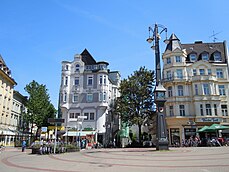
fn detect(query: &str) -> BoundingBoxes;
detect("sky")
[1,0,229,108]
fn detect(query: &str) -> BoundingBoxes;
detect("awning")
[206,124,229,132]
[63,131,96,136]
[197,126,209,133]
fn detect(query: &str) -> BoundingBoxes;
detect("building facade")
[0,55,17,146]
[59,49,120,146]
[162,34,229,145]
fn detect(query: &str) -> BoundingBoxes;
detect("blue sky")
[1,0,229,108]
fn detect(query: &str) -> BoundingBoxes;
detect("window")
[87,94,93,102]
[216,69,224,78]
[203,84,210,95]
[104,76,106,85]
[99,76,103,85]
[166,71,172,80]
[64,93,67,102]
[202,53,209,61]
[74,77,79,85]
[214,52,222,61]
[87,76,93,86]
[206,104,212,116]
[179,105,185,116]
[176,69,183,79]
[84,113,89,120]
[199,69,205,75]
[89,112,95,120]
[195,84,198,95]
[193,69,197,76]
[65,65,69,70]
[103,92,107,101]
[69,113,74,118]
[167,57,171,64]
[177,85,184,96]
[168,86,173,97]
[175,56,181,62]
[99,92,103,101]
[219,85,226,95]
[65,76,68,86]
[75,64,80,71]
[169,106,174,116]
[221,105,228,116]
[72,93,79,103]
[214,104,217,116]
[190,54,196,62]
[200,104,204,116]
[208,69,212,75]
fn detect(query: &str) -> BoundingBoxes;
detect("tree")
[24,80,56,138]
[114,66,155,144]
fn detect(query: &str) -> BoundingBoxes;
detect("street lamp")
[147,23,169,150]
[77,116,87,150]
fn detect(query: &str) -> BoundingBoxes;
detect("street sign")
[41,127,47,132]
[48,118,65,124]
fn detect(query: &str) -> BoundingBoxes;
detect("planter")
[31,148,40,154]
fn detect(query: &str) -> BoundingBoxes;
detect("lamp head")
[146,37,154,43]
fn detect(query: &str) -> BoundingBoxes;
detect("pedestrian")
[22,139,26,152]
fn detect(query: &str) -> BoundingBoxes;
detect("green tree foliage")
[114,66,155,144]
[24,80,56,138]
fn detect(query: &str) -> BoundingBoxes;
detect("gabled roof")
[165,33,182,51]
[182,42,226,63]
[80,49,97,65]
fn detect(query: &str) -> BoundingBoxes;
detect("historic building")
[59,49,120,146]
[0,55,17,146]
[162,34,229,145]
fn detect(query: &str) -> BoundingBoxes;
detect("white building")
[59,49,120,145]
[162,34,229,145]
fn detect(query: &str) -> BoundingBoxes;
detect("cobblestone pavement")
[1,146,229,172]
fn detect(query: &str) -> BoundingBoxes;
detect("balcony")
[162,76,190,83]
[191,75,217,82]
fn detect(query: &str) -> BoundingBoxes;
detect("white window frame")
[190,54,196,62]
[72,93,79,103]
[179,105,185,116]
[206,104,212,116]
[214,52,222,61]
[202,53,209,61]
[87,75,93,86]
[87,93,93,102]
[167,57,171,64]
[203,84,210,95]
[75,64,80,72]
[175,56,181,62]
[216,69,224,78]
[218,85,226,95]
[199,69,205,75]
[221,105,228,116]
[169,106,174,116]
[177,85,184,96]
[168,87,173,97]
[176,69,183,79]
[74,77,79,85]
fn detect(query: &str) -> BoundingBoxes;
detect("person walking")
[22,139,26,152]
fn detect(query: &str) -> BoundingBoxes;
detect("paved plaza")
[0,146,229,172]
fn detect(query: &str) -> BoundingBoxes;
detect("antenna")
[209,31,221,42]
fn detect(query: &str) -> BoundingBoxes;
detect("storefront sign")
[197,117,222,122]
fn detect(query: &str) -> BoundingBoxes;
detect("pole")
[154,23,161,85]
[53,123,57,154]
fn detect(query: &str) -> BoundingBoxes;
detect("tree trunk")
[138,123,142,144]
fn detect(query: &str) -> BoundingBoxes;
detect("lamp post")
[147,23,169,150]
[77,116,87,150]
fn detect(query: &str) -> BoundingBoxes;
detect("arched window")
[201,53,209,61]
[214,52,222,61]
[75,64,80,71]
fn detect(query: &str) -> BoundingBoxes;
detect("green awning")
[197,126,209,133]
[206,124,229,132]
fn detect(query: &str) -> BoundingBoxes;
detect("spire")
[165,33,182,51]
